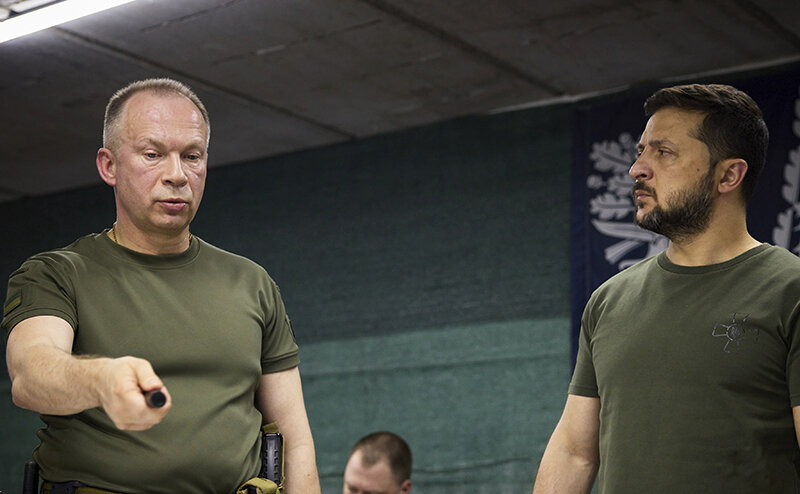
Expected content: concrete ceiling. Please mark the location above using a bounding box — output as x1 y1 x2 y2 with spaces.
1 0 799 203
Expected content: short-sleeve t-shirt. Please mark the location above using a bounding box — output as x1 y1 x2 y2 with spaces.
571 244 800 493
2 232 300 494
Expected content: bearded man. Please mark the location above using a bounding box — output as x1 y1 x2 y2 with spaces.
533 84 800 493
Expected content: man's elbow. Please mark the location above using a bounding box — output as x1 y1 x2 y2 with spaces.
10 376 36 411
566 444 599 468
569 452 599 474
540 434 599 477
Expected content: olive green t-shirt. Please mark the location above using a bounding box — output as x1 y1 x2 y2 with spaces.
570 244 800 493
2 232 300 493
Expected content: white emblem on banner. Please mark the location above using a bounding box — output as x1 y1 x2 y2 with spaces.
588 132 667 270
773 86 800 255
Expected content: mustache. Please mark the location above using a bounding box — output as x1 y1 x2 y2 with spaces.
632 181 656 198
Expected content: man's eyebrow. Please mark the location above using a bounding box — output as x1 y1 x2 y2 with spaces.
187 139 207 150
637 138 675 151
135 137 163 148
135 137 206 152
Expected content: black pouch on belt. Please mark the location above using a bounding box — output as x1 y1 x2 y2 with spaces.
236 422 284 494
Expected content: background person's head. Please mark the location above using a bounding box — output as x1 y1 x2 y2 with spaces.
343 431 412 494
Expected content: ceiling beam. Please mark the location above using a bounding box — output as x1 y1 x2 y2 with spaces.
54 27 358 139
357 0 564 96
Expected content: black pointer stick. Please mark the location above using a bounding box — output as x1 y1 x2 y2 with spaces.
144 389 167 408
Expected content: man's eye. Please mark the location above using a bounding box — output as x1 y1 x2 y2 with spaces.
145 152 159 159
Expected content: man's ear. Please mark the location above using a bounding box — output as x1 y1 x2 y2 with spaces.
400 479 412 493
717 158 748 196
96 148 117 186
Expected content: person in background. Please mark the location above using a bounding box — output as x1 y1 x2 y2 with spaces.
343 431 412 494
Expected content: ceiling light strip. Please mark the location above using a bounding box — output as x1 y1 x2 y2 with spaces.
0 0 135 44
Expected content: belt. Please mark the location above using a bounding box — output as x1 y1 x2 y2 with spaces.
41 481 120 494
42 479 269 494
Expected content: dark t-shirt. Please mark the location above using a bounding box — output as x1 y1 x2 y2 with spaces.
571 244 800 493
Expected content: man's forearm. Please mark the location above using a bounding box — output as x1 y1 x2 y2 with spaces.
255 367 320 493
283 440 320 494
7 316 171 430
9 344 108 415
532 449 598 494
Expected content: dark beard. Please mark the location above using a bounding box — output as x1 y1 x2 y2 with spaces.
633 169 715 241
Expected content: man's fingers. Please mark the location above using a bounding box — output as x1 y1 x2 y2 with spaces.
99 356 171 430
128 358 171 408
128 358 163 391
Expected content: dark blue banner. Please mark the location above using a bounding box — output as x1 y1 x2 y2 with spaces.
570 62 800 363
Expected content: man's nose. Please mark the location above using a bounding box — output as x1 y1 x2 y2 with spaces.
162 153 188 185
629 154 651 181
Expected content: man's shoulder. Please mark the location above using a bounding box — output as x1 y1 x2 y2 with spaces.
759 243 800 265
584 254 659 310
749 243 800 281
599 253 660 287
195 237 270 274
22 233 105 267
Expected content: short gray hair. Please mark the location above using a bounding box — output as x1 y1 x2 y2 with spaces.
102 78 210 151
